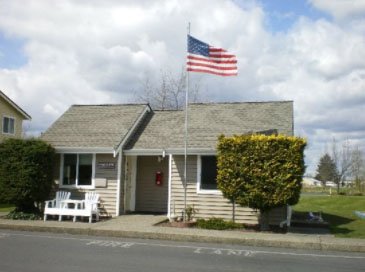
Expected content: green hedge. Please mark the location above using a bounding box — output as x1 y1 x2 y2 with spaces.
196 218 242 230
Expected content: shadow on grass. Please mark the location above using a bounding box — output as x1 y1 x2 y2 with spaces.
323 213 354 235
292 211 354 235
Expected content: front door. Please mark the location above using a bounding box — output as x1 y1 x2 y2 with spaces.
135 156 169 213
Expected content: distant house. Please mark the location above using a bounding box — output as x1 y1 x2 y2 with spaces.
41 101 294 225
302 177 322 187
0 90 31 142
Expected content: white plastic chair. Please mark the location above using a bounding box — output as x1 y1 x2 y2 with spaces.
44 191 71 221
77 192 100 223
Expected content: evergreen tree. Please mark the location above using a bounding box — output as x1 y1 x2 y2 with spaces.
315 153 337 186
0 138 55 213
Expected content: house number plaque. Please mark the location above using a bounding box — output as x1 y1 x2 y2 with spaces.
97 162 116 169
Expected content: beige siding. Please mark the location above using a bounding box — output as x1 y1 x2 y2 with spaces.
94 154 118 216
0 96 25 142
51 153 118 217
170 155 286 225
135 156 168 213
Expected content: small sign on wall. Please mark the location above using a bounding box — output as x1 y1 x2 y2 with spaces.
97 162 116 169
95 178 107 188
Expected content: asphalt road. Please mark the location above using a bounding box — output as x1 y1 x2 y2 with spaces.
0 230 364 272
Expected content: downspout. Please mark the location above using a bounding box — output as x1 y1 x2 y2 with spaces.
167 154 172 220
116 151 122 216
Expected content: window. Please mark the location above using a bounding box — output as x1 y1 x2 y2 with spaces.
63 154 77 185
2 116 15 134
62 154 94 187
78 154 93 185
198 156 219 192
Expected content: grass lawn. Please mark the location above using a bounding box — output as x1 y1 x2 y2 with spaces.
0 204 14 213
294 195 365 238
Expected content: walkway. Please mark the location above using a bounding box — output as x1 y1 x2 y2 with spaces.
0 214 364 253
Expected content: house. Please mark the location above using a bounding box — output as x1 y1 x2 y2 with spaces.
41 101 293 225
0 90 31 142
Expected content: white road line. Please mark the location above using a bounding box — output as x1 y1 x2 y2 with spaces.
1 231 364 260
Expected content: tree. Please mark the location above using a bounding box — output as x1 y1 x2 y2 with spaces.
332 139 353 193
136 69 200 110
0 138 55 214
351 146 364 192
217 134 306 230
315 153 337 186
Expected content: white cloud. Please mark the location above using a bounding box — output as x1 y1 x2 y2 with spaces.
310 0 365 21
0 0 364 174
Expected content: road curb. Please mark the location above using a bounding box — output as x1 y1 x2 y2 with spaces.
1 222 364 253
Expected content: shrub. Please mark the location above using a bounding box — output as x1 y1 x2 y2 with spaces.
0 138 55 214
196 218 242 230
338 191 347 196
217 134 306 230
352 192 363 196
184 205 198 221
5 210 42 220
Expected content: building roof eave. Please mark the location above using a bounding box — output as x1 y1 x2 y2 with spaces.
54 147 114 154
123 148 216 156
0 90 32 120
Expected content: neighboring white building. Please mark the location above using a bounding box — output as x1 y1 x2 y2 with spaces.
302 177 322 187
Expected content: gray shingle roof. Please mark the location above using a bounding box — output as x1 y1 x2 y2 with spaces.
127 101 293 151
42 101 293 153
41 104 149 149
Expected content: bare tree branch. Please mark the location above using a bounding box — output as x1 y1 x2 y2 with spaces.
332 138 353 193
135 68 200 110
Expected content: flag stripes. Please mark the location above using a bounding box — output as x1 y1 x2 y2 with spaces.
187 35 237 76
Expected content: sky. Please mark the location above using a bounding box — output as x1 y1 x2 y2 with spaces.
0 0 364 175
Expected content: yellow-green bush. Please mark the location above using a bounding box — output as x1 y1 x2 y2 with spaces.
217 134 306 214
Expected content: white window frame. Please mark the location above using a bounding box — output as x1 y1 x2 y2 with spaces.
60 153 96 189
197 155 222 195
2 115 15 135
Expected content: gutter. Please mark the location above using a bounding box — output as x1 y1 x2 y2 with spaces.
55 147 114 154
123 148 216 156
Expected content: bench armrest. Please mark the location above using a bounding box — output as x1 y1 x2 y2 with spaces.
44 199 56 208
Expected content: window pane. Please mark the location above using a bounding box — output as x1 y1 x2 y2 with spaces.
63 154 76 185
201 156 218 190
2 117 8 133
78 154 92 185
9 118 14 134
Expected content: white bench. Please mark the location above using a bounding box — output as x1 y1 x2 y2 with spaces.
59 192 100 223
44 191 71 221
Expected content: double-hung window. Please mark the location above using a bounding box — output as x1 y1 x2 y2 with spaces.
197 155 221 194
2 116 15 134
62 154 94 187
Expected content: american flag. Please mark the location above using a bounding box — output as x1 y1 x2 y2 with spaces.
187 35 237 76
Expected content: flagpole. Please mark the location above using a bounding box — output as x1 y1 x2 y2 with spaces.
184 22 191 221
